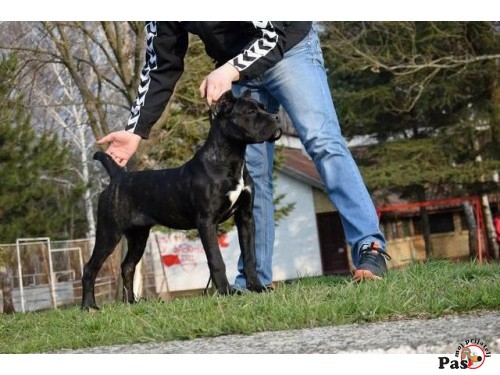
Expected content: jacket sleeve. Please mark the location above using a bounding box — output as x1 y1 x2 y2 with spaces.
228 22 287 81
126 21 188 139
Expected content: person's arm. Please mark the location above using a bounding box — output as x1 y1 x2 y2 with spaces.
228 21 286 81
126 21 189 139
97 131 141 167
200 21 286 105
99 22 188 167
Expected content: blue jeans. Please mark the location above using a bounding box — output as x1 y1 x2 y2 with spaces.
232 26 386 289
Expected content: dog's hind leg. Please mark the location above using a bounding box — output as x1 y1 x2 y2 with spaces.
197 221 232 294
122 227 150 304
81 226 122 310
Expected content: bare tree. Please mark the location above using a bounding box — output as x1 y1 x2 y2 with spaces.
0 21 145 238
39 63 97 238
322 22 500 114
1 22 144 137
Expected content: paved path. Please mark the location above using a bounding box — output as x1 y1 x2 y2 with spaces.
58 310 500 354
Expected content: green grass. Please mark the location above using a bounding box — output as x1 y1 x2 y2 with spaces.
1 260 499 353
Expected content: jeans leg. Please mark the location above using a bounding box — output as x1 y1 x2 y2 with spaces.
262 27 386 267
232 86 278 289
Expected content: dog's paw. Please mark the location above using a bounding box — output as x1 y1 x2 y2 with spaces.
247 284 267 293
81 304 100 312
216 285 233 296
229 287 246 296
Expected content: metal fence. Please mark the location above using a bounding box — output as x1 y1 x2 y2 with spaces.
0 238 158 313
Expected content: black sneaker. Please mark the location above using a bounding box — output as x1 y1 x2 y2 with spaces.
353 241 391 281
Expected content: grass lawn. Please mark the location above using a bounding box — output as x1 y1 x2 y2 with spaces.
0 259 499 353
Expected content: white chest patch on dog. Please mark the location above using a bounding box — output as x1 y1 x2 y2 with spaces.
227 169 245 208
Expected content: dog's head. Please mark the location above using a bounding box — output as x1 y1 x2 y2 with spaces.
461 348 483 363
211 90 281 144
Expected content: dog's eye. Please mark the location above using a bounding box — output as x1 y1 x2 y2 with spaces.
245 108 257 115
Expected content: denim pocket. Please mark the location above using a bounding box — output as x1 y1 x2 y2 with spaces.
310 30 325 66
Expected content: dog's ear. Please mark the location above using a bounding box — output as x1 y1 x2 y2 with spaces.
213 90 235 116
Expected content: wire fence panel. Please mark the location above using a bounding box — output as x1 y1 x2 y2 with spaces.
0 238 121 312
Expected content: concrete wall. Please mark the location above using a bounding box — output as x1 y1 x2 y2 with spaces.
273 173 323 280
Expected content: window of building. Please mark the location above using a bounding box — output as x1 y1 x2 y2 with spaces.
413 212 455 235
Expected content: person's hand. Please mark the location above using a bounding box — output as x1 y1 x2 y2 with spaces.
97 130 141 167
199 63 240 106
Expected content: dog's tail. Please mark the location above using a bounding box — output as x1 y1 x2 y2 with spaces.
93 151 124 179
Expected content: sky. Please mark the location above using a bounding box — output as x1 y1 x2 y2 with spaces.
1 0 497 22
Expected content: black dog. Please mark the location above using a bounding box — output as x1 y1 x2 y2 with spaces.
81 91 281 310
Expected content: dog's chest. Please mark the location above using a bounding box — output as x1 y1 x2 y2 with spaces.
227 176 244 207
226 169 249 208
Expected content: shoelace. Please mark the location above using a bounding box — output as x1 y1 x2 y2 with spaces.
359 244 392 264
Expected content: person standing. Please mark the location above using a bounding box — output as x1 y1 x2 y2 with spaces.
97 22 390 290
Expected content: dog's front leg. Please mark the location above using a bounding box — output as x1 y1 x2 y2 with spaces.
197 221 232 295
234 190 266 293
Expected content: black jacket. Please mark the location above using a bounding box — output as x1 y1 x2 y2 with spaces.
126 21 312 139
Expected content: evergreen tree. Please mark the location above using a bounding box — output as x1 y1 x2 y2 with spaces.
0 55 81 242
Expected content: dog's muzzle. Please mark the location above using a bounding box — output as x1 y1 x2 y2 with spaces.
270 128 282 141
268 115 282 141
